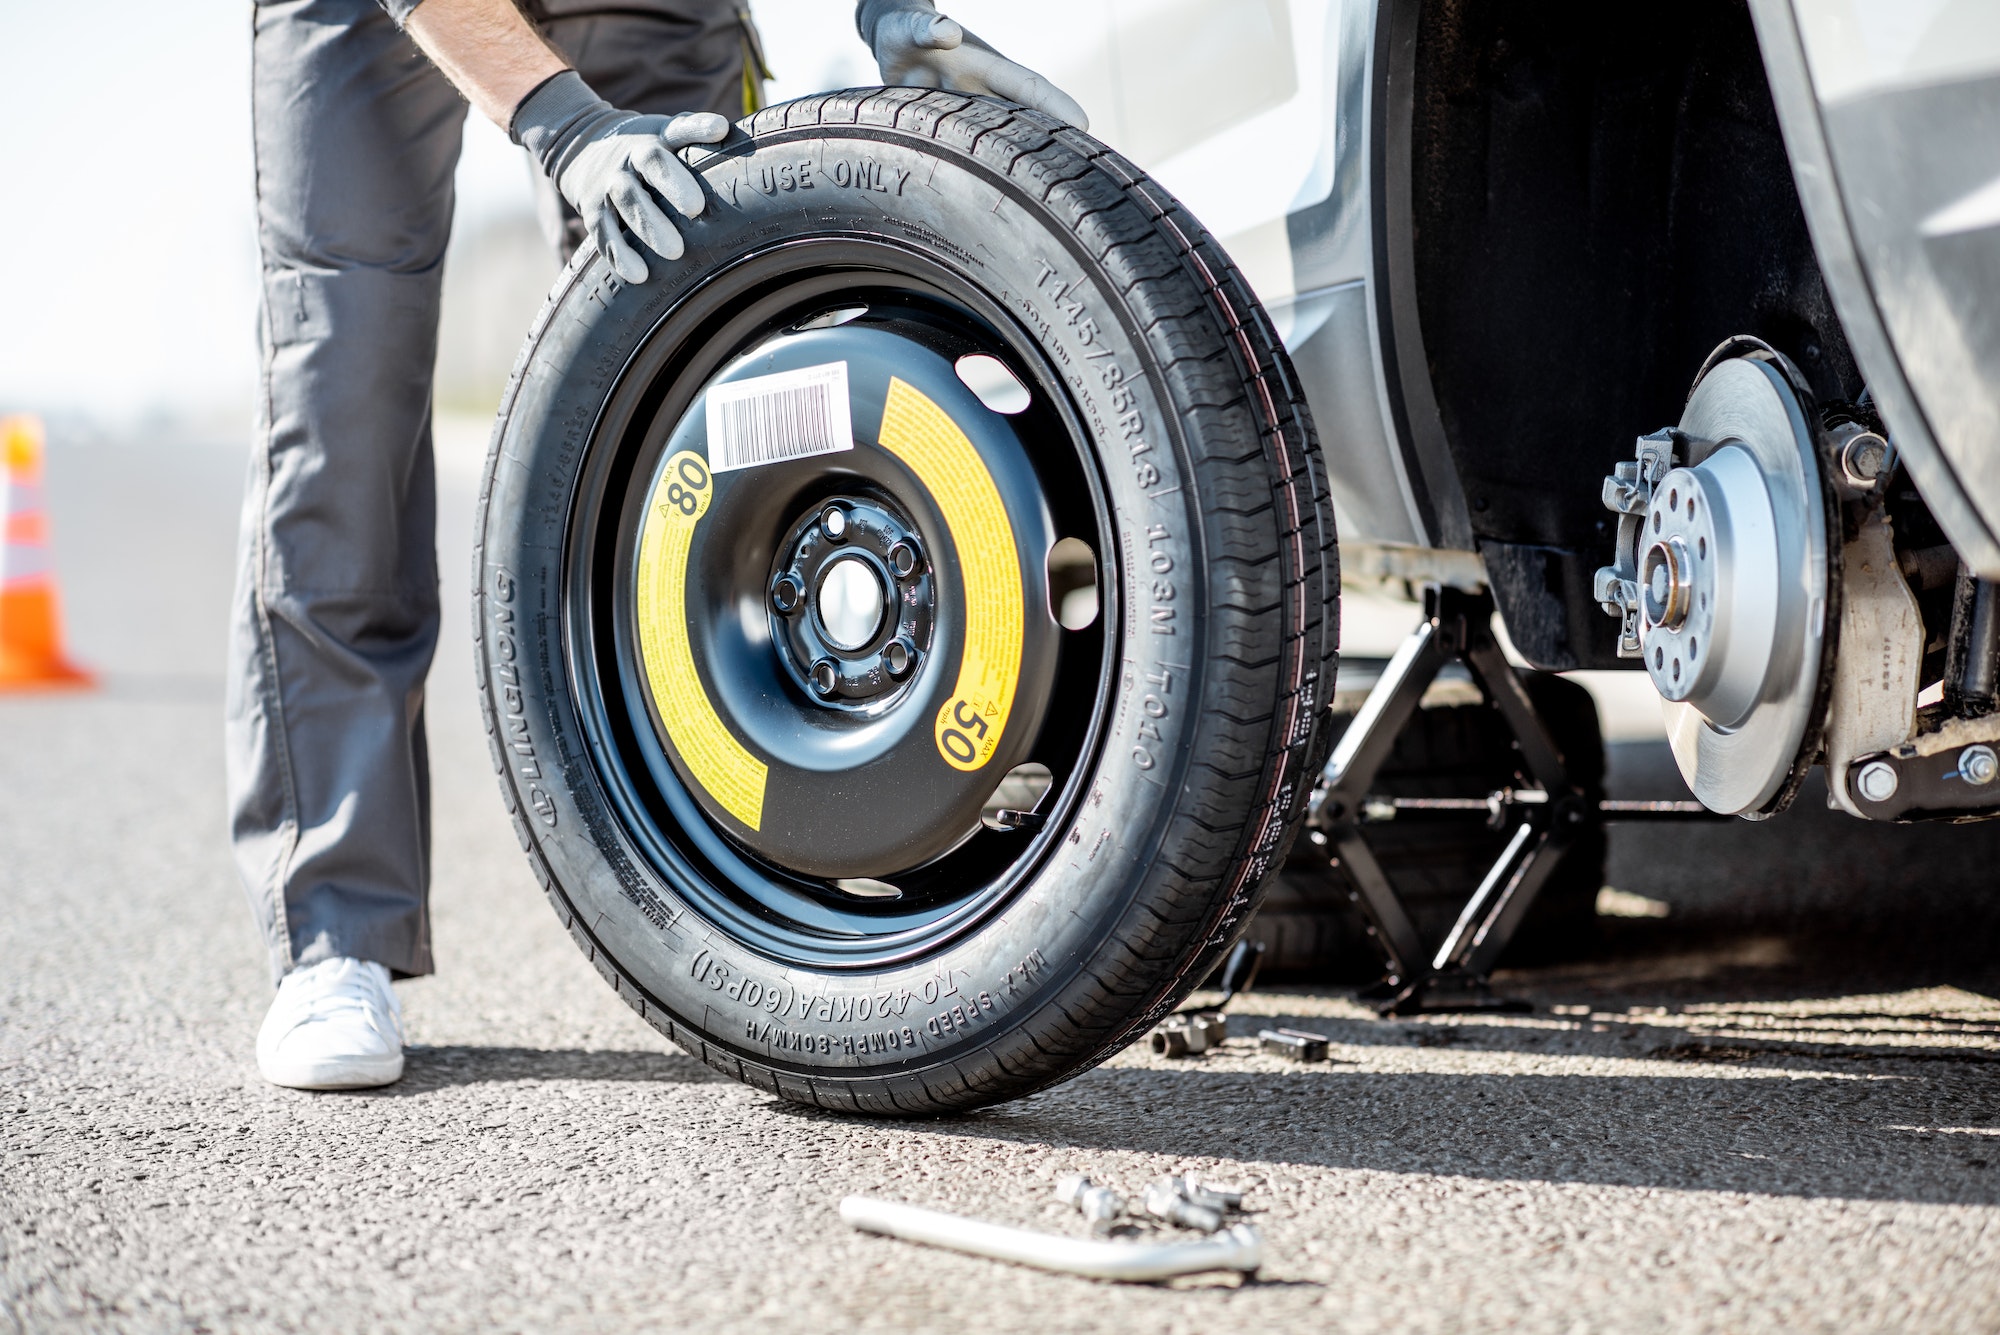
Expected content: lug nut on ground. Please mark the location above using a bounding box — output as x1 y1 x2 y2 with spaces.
1055 1173 1125 1229
1142 1179 1224 1233
1149 1011 1226 1057
1173 1173 1243 1213
1258 1027 1330 1062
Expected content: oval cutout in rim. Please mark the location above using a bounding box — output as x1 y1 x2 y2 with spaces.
955 353 1032 414
832 877 903 899
793 304 869 332
1046 536 1098 630
981 762 1054 830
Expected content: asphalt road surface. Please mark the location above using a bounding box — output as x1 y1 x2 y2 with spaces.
6 420 2000 1333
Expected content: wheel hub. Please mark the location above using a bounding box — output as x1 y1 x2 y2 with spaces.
1635 446 1781 725
768 494 932 706
817 557 883 650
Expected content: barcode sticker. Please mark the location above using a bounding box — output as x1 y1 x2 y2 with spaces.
703 362 854 473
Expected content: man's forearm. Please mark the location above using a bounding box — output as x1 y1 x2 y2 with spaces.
404 0 568 129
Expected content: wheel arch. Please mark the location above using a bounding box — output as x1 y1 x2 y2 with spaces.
1386 0 1862 668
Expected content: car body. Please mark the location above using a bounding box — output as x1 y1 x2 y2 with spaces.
963 0 2000 825
975 0 2000 663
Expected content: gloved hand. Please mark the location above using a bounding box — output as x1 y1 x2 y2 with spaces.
856 0 1089 129
510 70 731 284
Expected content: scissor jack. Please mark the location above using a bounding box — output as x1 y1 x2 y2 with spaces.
1307 585 1706 1015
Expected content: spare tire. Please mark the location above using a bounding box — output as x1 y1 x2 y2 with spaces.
473 89 1337 1114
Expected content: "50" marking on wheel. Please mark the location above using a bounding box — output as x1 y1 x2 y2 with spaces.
937 696 993 765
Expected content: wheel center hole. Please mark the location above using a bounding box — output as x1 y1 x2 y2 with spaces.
1641 537 1693 630
817 555 886 651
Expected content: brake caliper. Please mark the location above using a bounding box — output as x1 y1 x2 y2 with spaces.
1592 429 1679 657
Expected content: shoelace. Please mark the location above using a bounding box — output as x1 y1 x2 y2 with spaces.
280 965 397 1037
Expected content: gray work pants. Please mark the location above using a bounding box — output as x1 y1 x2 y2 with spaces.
230 0 750 983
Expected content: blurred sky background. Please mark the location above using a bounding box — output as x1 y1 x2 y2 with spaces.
0 1 881 431
0 1 1332 428
0 0 1652 714
0 0 1508 678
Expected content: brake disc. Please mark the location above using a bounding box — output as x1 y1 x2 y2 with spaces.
1596 349 1835 814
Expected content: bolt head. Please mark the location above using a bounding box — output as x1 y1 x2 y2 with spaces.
1856 760 1899 804
810 659 839 696
882 638 912 677
821 505 848 542
770 573 803 615
1842 432 1890 484
1960 745 1998 786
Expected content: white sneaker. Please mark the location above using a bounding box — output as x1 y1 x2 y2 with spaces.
256 957 406 1090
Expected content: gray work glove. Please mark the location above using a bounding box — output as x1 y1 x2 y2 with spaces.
856 0 1089 129
510 70 730 284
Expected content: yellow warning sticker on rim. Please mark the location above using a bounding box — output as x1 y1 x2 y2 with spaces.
634 450 768 829
877 377 1023 772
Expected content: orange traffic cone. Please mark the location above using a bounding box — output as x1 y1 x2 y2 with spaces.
0 415 92 690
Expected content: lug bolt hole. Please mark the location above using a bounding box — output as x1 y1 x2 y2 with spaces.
888 540 920 579
883 638 913 677
1654 647 1664 670
1698 536 1707 560
1690 636 1698 660
821 505 848 542
1672 657 1681 682
810 659 839 696
770 574 803 615
1668 487 1679 511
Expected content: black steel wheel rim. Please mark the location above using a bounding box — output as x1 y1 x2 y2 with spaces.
562 237 1118 970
